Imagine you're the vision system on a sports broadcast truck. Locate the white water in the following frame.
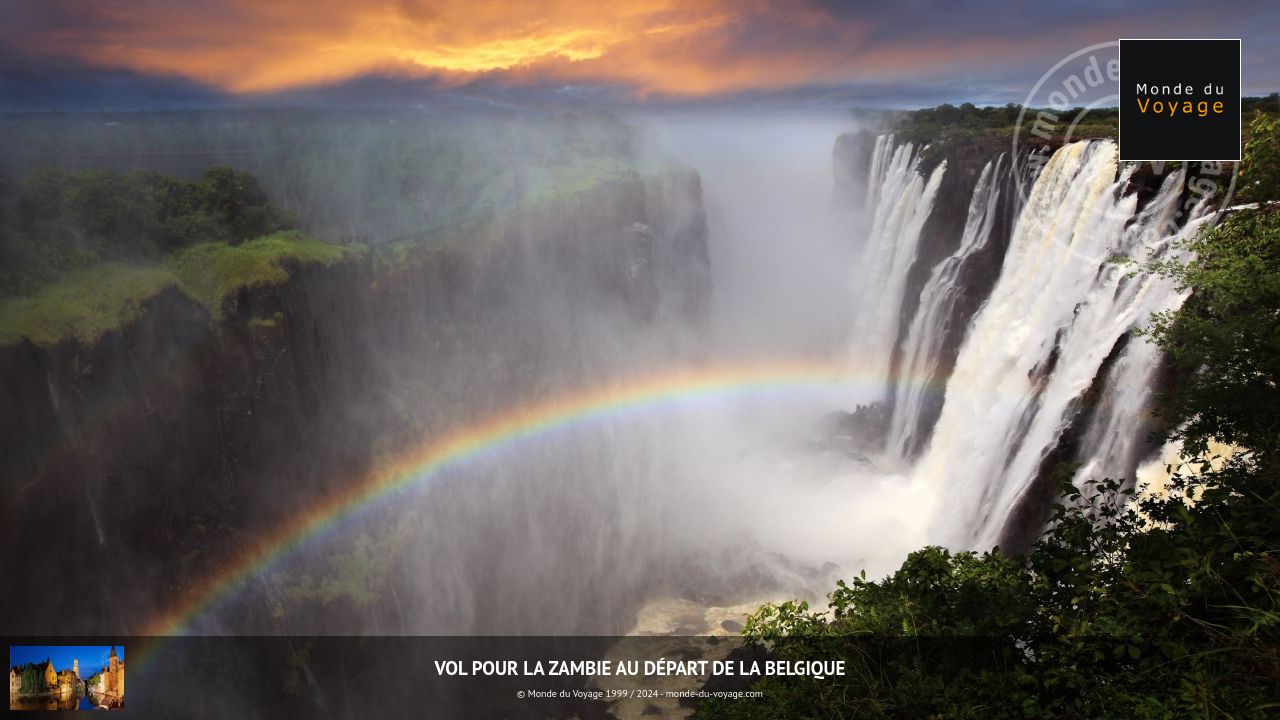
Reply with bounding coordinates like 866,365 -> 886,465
848,135 -> 946,389
1072,204 -> 1206,486
886,155 -> 1005,462
906,140 -> 1197,549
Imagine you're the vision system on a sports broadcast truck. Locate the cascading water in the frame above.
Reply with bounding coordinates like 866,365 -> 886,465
908,140 -> 1199,549
1071,325 -> 1176,484
886,154 -> 1005,462
1072,205 -> 1207,486
848,135 -> 946,388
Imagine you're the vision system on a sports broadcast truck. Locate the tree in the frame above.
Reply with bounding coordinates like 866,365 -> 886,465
1147,113 -> 1280,462
1,166 -> 299,296
1237,112 -> 1280,204
199,166 -> 294,244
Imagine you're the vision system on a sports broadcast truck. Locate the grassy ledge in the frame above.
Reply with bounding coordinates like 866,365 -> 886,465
0,263 -> 178,347
0,231 -> 355,348
166,230 -> 355,319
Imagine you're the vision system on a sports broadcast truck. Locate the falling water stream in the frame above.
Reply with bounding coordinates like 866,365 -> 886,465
886,154 -> 1006,462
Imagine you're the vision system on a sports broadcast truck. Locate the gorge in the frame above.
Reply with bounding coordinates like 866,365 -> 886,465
0,110 -> 1198,644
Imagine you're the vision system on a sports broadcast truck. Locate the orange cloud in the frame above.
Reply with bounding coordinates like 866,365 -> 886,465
11,0 -> 1138,100
17,0 -> 873,96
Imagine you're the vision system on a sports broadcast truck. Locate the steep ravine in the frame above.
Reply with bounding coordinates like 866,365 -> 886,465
0,170 -> 711,635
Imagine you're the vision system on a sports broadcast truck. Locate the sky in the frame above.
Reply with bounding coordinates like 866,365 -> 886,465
9,645 -> 123,675
1,0 -> 1278,111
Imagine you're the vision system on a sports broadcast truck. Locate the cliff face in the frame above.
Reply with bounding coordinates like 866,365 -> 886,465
894,143 -> 1023,457
834,131 -> 1021,455
0,170 -> 711,634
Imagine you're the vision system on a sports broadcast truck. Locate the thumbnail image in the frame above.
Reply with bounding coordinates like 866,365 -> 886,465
9,645 -> 124,711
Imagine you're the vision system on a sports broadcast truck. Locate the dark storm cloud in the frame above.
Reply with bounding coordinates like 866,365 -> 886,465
0,53 -> 230,111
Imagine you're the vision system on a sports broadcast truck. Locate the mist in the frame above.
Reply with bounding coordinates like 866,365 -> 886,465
336,111 -> 938,634
227,110 -> 937,634
2,108 -> 945,642
3,104 -> 1182,646
641,113 -> 859,361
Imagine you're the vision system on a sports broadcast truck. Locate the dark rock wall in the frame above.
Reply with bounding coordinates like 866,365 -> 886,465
0,171 -> 711,635
833,131 -> 1024,457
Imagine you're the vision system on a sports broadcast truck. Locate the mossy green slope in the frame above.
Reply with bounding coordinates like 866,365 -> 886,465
0,263 -> 177,347
166,230 -> 357,319
0,231 -> 358,347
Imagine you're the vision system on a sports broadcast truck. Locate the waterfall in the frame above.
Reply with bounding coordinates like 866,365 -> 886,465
1073,208 -> 1204,485
848,135 -> 946,390
911,140 -> 1198,549
886,155 -> 1005,461
1071,329 -> 1174,484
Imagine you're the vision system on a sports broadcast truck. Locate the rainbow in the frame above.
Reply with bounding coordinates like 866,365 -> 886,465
133,359 -> 938,657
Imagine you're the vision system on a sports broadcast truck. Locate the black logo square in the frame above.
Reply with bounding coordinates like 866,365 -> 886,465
1119,39 -> 1240,161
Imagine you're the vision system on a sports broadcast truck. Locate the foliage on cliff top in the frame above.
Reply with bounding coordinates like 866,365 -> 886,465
0,161 -> 366,344
704,110 -> 1280,720
878,95 -> 1278,145
0,231 -> 354,346
0,110 -> 646,251
867,95 -> 1278,174
0,165 -> 298,298
867,102 -> 1117,172
166,230 -> 356,319
0,262 -> 177,346
1237,110 -> 1280,204
0,149 -> 652,344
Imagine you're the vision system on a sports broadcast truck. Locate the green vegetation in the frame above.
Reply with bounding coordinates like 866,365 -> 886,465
0,229 -> 357,345
0,166 -> 297,297
16,660 -> 51,695
881,102 -> 1118,171
0,110 -> 644,249
0,224 -> 355,348
896,102 -> 1109,141
1237,110 -> 1280,205
703,113 -> 1280,719
166,230 -> 353,318
0,156 -> 377,345
877,95 -> 1278,173
1146,115 -> 1280,463
0,111 -> 649,346
269,512 -> 416,626
0,263 -> 176,346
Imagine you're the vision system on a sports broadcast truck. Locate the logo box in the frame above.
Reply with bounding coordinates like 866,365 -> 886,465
1119,39 -> 1241,162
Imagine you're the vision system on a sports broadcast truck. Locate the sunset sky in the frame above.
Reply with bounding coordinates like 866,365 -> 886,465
10,645 -> 122,676
1,0 -> 1278,110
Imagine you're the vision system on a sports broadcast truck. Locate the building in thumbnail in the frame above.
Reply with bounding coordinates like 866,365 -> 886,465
10,653 -> 87,700
57,660 -> 80,696
95,646 -> 124,703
